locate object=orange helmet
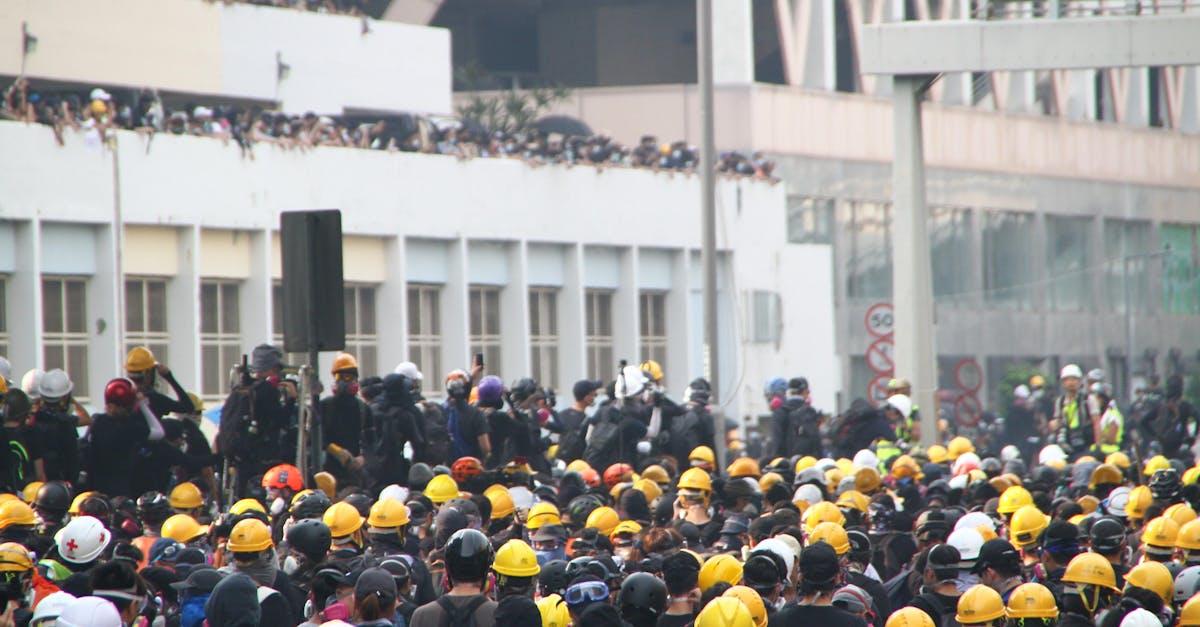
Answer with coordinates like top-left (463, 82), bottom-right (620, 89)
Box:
top-left (581, 468), bottom-right (601, 488)
top-left (262, 464), bottom-right (304, 491)
top-left (603, 464), bottom-right (634, 489)
top-left (452, 457), bottom-right (484, 484)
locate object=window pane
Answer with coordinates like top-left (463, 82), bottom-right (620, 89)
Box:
top-left (0, 278), bottom-right (7, 334)
top-left (407, 288), bottom-right (421, 335)
top-left (1046, 215), bottom-right (1092, 311)
top-left (546, 291), bottom-right (557, 335)
top-left (67, 345), bottom-right (88, 395)
top-left (359, 345), bottom-right (377, 376)
top-left (485, 289), bottom-right (500, 335)
top-left (43, 344), bottom-right (65, 373)
top-left (359, 288), bottom-right (376, 335)
top-left (148, 342), bottom-right (169, 366)
top-left (66, 280), bottom-right (87, 333)
top-left (844, 201), bottom-right (893, 300)
top-left (1162, 225), bottom-right (1198, 314)
top-left (983, 211), bottom-right (1034, 308)
top-left (125, 281), bottom-right (144, 333)
top-left (344, 288), bottom-right (358, 335)
top-left (147, 280), bottom-right (168, 332)
top-left (930, 207), bottom-right (972, 302)
top-left (469, 290), bottom-right (483, 336)
top-left (428, 289), bottom-right (440, 335)
top-left (201, 284), bottom-right (219, 334)
top-left (529, 292), bottom-right (541, 336)
top-left (598, 293), bottom-right (612, 335)
top-left (202, 345), bottom-right (220, 396)
top-left (221, 284), bottom-right (240, 333)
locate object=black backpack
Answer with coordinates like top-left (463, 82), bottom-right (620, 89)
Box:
top-left (584, 409), bottom-right (621, 469)
top-left (556, 410), bottom-right (587, 463)
top-left (434, 595), bottom-right (488, 627)
top-left (217, 387), bottom-right (256, 462)
top-left (910, 593), bottom-right (961, 627)
top-left (790, 404), bottom-right (820, 440)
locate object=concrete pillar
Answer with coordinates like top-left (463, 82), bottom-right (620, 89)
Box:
top-left (558, 244), bottom-right (587, 386)
top-left (666, 249), bottom-right (693, 394)
top-left (890, 75), bottom-right (937, 447)
top-left (614, 247), bottom-right (640, 366)
top-left (89, 223), bottom-right (121, 402)
top-left (170, 225), bottom-right (202, 393)
top-left (9, 220), bottom-right (42, 372)
top-left (443, 238), bottom-right (470, 372)
top-left (501, 240), bottom-right (531, 381)
top-left (244, 229), bottom-right (273, 351)
top-left (376, 236), bottom-right (407, 375)
top-left (712, 0), bottom-right (755, 84)
top-left (1126, 68), bottom-right (1150, 127)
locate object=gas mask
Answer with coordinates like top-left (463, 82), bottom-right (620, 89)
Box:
top-left (283, 553), bottom-right (304, 576)
top-left (270, 497), bottom-right (287, 517)
top-left (535, 546), bottom-right (565, 566)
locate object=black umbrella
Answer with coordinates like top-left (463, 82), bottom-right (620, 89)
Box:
top-left (535, 115), bottom-right (592, 138)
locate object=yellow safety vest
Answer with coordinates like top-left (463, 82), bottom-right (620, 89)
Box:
top-left (1098, 407), bottom-right (1125, 454)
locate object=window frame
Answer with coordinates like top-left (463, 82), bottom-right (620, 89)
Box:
top-left (200, 279), bottom-right (242, 400)
top-left (407, 283), bottom-right (443, 393)
top-left (529, 287), bottom-right (559, 390)
top-left (41, 276), bottom-right (90, 401)
top-left (124, 276), bottom-right (170, 365)
top-left (469, 285), bottom-right (503, 380)
top-left (585, 289), bottom-right (615, 381)
top-left (639, 290), bottom-right (668, 377)
top-left (343, 283), bottom-right (378, 376)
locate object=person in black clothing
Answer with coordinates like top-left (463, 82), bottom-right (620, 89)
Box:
top-left (491, 378), bottom-right (547, 473)
top-left (846, 530), bottom-right (891, 627)
top-left (908, 543), bottom-right (963, 626)
top-left (658, 552), bottom-right (701, 627)
top-left (84, 378), bottom-right (165, 498)
top-left (668, 379), bottom-right (716, 470)
top-left (33, 369), bottom-right (90, 485)
top-left (769, 542), bottom-right (867, 627)
top-left (585, 377), bottom-right (650, 471)
top-left (319, 354), bottom-right (371, 488)
top-left (554, 379), bottom-right (601, 463)
top-left (443, 370), bottom-right (492, 463)
top-left (124, 348), bottom-right (196, 419)
top-left (973, 539), bottom-right (1025, 603)
top-left (163, 399), bottom-right (220, 496)
top-left (770, 377), bottom-right (820, 458)
top-left (217, 345), bottom-right (297, 499)
top-left (364, 374), bottom-right (424, 490)
top-left (1, 389), bottom-right (44, 490)
top-left (91, 559), bottom-right (153, 627)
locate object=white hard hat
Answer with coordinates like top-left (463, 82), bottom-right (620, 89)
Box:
top-left (1000, 445), bottom-right (1021, 463)
top-left (508, 486), bottom-right (534, 512)
top-left (853, 449), bottom-right (879, 471)
top-left (1087, 368), bottom-right (1106, 382)
top-left (1060, 364), bottom-right (1083, 380)
top-left (792, 484), bottom-right (823, 506)
top-left (1104, 486), bottom-right (1130, 519)
top-left (751, 538), bottom-right (796, 581)
top-left (815, 458), bottom-right (838, 473)
top-left (54, 516), bottom-right (111, 564)
top-left (393, 362), bottom-right (423, 381)
top-left (948, 473), bottom-right (970, 491)
top-left (379, 484), bottom-right (409, 504)
top-left (1174, 565), bottom-right (1200, 603)
top-left (886, 394), bottom-right (913, 419)
top-left (0, 357), bottom-right (10, 381)
top-left (619, 365), bottom-right (647, 397)
top-left (952, 452), bottom-right (981, 477)
top-left (39, 368), bottom-right (73, 400)
top-left (31, 590), bottom-right (75, 625)
top-left (954, 512), bottom-right (996, 534)
top-left (947, 527), bottom-right (984, 565)
top-left (56, 596), bottom-right (123, 627)
top-left (1119, 609), bottom-right (1160, 627)
top-left (1038, 444), bottom-right (1068, 465)
top-left (1013, 384), bottom-right (1031, 400)
top-left (21, 369), bottom-right (44, 400)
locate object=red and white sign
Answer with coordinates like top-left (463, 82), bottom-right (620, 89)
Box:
top-left (865, 302), bottom-right (895, 338)
top-left (954, 393), bottom-right (983, 427)
top-left (867, 373), bottom-right (892, 405)
top-left (954, 359), bottom-right (983, 393)
top-left (865, 337), bottom-right (895, 375)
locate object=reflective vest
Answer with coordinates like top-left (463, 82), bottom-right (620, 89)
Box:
top-left (1098, 405), bottom-right (1125, 454)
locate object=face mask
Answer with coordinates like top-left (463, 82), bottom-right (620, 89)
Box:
top-left (270, 497), bottom-right (286, 516)
top-left (535, 547), bottom-right (565, 566)
top-left (283, 554), bottom-right (303, 576)
top-left (336, 380), bottom-right (360, 397)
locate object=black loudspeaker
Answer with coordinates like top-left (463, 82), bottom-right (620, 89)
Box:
top-left (280, 210), bottom-right (345, 353)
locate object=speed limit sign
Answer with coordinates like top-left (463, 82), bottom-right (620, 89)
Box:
top-left (865, 303), bottom-right (894, 338)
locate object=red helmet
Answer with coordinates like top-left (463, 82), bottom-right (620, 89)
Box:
top-left (262, 464), bottom-right (304, 491)
top-left (104, 378), bottom-right (137, 408)
top-left (581, 468), bottom-right (601, 488)
top-left (452, 457), bottom-right (484, 484)
top-left (604, 464), bottom-right (634, 489)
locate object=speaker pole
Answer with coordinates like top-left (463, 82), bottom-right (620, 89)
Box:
top-left (305, 215), bottom-right (323, 483)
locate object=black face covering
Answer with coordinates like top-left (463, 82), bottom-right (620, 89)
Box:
top-left (1061, 591), bottom-right (1089, 615)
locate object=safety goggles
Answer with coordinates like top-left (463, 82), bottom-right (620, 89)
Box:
top-left (564, 580), bottom-right (610, 606)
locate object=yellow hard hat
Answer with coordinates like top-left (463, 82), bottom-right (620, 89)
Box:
top-left (226, 518), bottom-right (273, 553)
top-left (0, 500), bottom-right (36, 530)
top-left (1124, 561), bottom-right (1173, 603)
top-left (424, 474), bottom-right (461, 504)
top-left (610, 520), bottom-right (643, 539)
top-left (633, 478), bottom-right (662, 503)
top-left (125, 346), bottom-right (157, 372)
top-left (891, 454), bottom-right (921, 480)
top-left (1144, 455), bottom-right (1171, 476)
top-left (484, 485), bottom-right (515, 519)
top-left (230, 498), bottom-right (266, 516)
top-left (640, 360), bottom-right (664, 383)
top-left (956, 584), bottom-right (1006, 624)
top-left (678, 468), bottom-right (713, 493)
top-left (835, 458), bottom-right (856, 475)
top-left (68, 491), bottom-right (96, 515)
top-left (1062, 552), bottom-right (1118, 590)
top-left (1178, 519), bottom-right (1200, 551)
top-left (997, 486), bottom-right (1033, 515)
top-left (758, 472), bottom-right (784, 492)
top-left (836, 490), bottom-right (869, 513)
top-left (926, 445), bottom-right (949, 466)
top-left (367, 498), bottom-right (410, 528)
top-left (1030, 375), bottom-right (1046, 388)
top-left (795, 456), bottom-right (818, 472)
top-left (1009, 505), bottom-right (1049, 548)
top-left (1140, 516), bottom-right (1180, 549)
top-left (290, 489), bottom-right (314, 506)
top-left (20, 482), bottom-right (42, 504)
top-left (727, 457), bottom-right (761, 479)
top-left (585, 506), bottom-right (619, 536)
top-left (1076, 495), bottom-right (1100, 515)
top-left (1076, 455), bottom-right (1098, 465)
top-left (1185, 467), bottom-right (1200, 487)
top-left (695, 596), bottom-right (755, 627)
top-left (537, 594), bottom-right (571, 627)
top-left (313, 472), bottom-right (337, 499)
top-left (809, 521), bottom-right (851, 555)
top-left (948, 437), bottom-right (975, 460)
top-left (641, 464), bottom-right (670, 485)
top-left (888, 607), bottom-right (936, 627)
top-left (1089, 464), bottom-right (1124, 489)
top-left (804, 501), bottom-right (846, 533)
top-left (698, 554), bottom-right (744, 593)
top-left (1105, 452), bottom-right (1131, 469)
top-left (723, 586), bottom-right (767, 627)
top-left (169, 482), bottom-right (203, 509)
top-left (989, 476), bottom-right (1014, 495)
top-left (854, 467), bottom-right (882, 493)
top-left (493, 539), bottom-right (541, 577)
top-left (186, 392), bottom-right (205, 413)
top-left (1126, 485), bottom-right (1153, 519)
top-left (1181, 595), bottom-right (1200, 626)
top-left (161, 514), bottom-right (206, 543)
top-left (824, 468), bottom-right (846, 492)
top-left (331, 352), bottom-right (359, 374)
top-left (689, 446), bottom-right (716, 465)
top-left (1005, 582), bottom-right (1059, 620)
top-left (323, 502), bottom-right (365, 538)
top-left (1167, 503), bottom-right (1198, 526)
top-left (526, 503), bottom-right (562, 530)
top-left (0, 543), bottom-right (33, 573)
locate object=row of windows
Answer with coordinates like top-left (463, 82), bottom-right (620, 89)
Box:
top-left (3, 278), bottom-right (670, 401)
top-left (791, 197), bottom-right (1198, 313)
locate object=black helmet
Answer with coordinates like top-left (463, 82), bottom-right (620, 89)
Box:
top-left (408, 463), bottom-right (434, 491)
top-left (846, 529), bottom-right (872, 565)
top-left (1150, 469), bottom-right (1182, 502)
top-left (286, 519), bottom-right (332, 558)
top-left (539, 560), bottom-right (569, 596)
top-left (445, 529), bottom-right (494, 583)
top-left (1089, 517), bottom-right (1126, 554)
top-left (566, 556), bottom-right (611, 582)
top-left (510, 378), bottom-right (538, 403)
top-left (980, 458), bottom-right (1003, 477)
top-left (2, 389), bottom-right (32, 419)
top-left (136, 491), bottom-right (171, 524)
top-left (35, 481), bottom-right (72, 517)
top-left (343, 493), bottom-right (374, 518)
top-left (617, 572), bottom-right (667, 620)
top-left (291, 491), bottom-right (332, 520)
top-left (566, 494), bottom-right (604, 528)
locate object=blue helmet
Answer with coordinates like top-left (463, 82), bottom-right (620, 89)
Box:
top-left (764, 377), bottom-right (787, 398)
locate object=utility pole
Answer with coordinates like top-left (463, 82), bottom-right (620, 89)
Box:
top-left (698, 0), bottom-right (723, 470)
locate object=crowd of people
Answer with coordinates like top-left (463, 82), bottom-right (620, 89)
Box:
top-left (0, 79), bottom-right (778, 179)
top-left (0, 346), bottom-right (1198, 627)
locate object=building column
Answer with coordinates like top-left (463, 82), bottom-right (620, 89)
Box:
top-left (501, 240), bottom-right (531, 381)
top-left (559, 244), bottom-right (586, 386)
top-left (89, 223), bottom-right (121, 402)
top-left (245, 228), bottom-right (273, 353)
top-left (377, 235), bottom-right (407, 375)
top-left (666, 249), bottom-right (692, 394)
top-left (443, 238), bottom-right (470, 372)
top-left (713, 0), bottom-right (755, 84)
top-left (614, 247), bottom-right (640, 367)
top-left (170, 225), bottom-right (202, 393)
top-left (9, 219), bottom-right (42, 372)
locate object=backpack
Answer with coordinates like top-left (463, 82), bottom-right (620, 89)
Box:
top-left (583, 409), bottom-right (621, 469)
top-left (669, 408), bottom-right (702, 461)
top-left (435, 595), bottom-right (488, 627)
top-left (911, 592), bottom-right (961, 627)
top-left (790, 404), bottom-right (820, 440)
top-left (1150, 399), bottom-right (1184, 451)
top-left (216, 387), bottom-right (256, 462)
top-left (556, 409), bottom-right (588, 462)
